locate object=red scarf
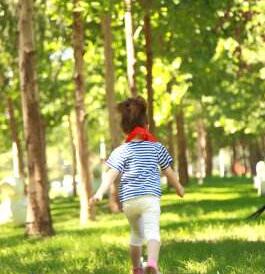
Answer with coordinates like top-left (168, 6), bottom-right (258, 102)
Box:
top-left (126, 126), bottom-right (157, 142)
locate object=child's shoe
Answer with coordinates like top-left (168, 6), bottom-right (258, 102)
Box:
top-left (144, 259), bottom-right (160, 274)
top-left (132, 266), bottom-right (144, 274)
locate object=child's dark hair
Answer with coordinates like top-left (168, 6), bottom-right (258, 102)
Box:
top-left (117, 96), bottom-right (148, 134)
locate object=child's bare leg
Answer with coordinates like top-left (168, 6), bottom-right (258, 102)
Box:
top-left (142, 197), bottom-right (161, 270)
top-left (147, 239), bottom-right (160, 266)
top-left (130, 245), bottom-right (142, 268)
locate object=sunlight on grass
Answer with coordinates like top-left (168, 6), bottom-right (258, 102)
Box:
top-left (182, 257), bottom-right (216, 274)
top-left (1, 177), bottom-right (265, 274)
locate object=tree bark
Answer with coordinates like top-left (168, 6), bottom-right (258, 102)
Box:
top-left (18, 0), bottom-right (53, 236)
top-left (167, 121), bottom-right (176, 164)
top-left (166, 80), bottom-right (176, 166)
top-left (248, 139), bottom-right (260, 176)
top-left (176, 108), bottom-right (189, 185)
top-left (101, 13), bottom-right (121, 213)
top-left (261, 135), bottom-right (265, 158)
top-left (143, 11), bottom-right (155, 134)
top-left (240, 139), bottom-right (248, 176)
top-left (166, 120), bottom-right (176, 188)
top-left (67, 114), bottom-right (77, 197)
top-left (73, 0), bottom-right (94, 223)
top-left (231, 140), bottom-right (238, 175)
top-left (6, 97), bottom-right (26, 183)
top-left (124, 0), bottom-right (137, 97)
top-left (196, 118), bottom-right (207, 182)
top-left (258, 135), bottom-right (265, 160)
top-left (205, 131), bottom-right (213, 177)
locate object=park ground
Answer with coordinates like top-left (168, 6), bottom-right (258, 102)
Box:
top-left (0, 177), bottom-right (265, 274)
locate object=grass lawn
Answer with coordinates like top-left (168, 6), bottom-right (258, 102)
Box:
top-left (1, 177), bottom-right (265, 274)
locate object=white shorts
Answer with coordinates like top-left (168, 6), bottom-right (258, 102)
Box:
top-left (123, 195), bottom-right (161, 246)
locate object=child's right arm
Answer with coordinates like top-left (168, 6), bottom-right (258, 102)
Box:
top-left (163, 166), bottom-right (184, 197)
top-left (90, 168), bottom-right (120, 203)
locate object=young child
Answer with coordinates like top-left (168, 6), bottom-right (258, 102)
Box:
top-left (90, 96), bottom-right (184, 274)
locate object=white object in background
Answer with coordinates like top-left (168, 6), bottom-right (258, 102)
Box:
top-left (0, 177), bottom-right (27, 225)
top-left (62, 175), bottom-right (74, 197)
top-left (254, 161), bottom-right (265, 196)
top-left (49, 180), bottom-right (62, 199)
top-left (0, 198), bottom-right (12, 224)
top-left (50, 176), bottom-right (79, 198)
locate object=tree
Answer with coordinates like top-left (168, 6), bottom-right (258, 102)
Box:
top-left (6, 96), bottom-right (25, 184)
top-left (67, 114), bottom-right (77, 196)
top-left (72, 0), bottom-right (95, 223)
top-left (101, 9), bottom-right (121, 212)
top-left (124, 0), bottom-right (137, 97)
top-left (176, 107), bottom-right (189, 185)
top-left (205, 132), bottom-right (213, 176)
top-left (142, 1), bottom-right (155, 133)
top-left (0, 0), bottom-right (25, 184)
top-left (18, 0), bottom-right (53, 236)
top-left (196, 117), bottom-right (207, 181)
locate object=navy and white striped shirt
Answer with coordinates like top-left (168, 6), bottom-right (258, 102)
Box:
top-left (106, 141), bottom-right (173, 202)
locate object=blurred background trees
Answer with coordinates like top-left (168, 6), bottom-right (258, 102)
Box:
top-left (0, 0), bottom-right (265, 236)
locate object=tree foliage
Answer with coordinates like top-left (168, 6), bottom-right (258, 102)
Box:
top-left (0, 0), bottom-right (264, 183)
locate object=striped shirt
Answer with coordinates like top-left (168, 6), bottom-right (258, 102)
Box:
top-left (106, 141), bottom-right (173, 202)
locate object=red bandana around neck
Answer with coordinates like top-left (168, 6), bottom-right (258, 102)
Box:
top-left (126, 126), bottom-right (157, 142)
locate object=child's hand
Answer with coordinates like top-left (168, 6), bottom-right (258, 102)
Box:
top-left (176, 183), bottom-right (184, 198)
top-left (89, 193), bottom-right (103, 205)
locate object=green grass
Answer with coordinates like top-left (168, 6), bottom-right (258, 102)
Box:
top-left (1, 177), bottom-right (265, 274)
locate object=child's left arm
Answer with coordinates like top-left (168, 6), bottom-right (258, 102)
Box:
top-left (90, 168), bottom-right (120, 203)
top-left (163, 166), bottom-right (184, 197)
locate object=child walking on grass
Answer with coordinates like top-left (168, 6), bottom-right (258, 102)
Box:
top-left (90, 96), bottom-right (184, 274)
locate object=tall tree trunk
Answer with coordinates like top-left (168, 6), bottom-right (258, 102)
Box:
top-left (67, 114), bottom-right (77, 197)
top-left (261, 135), bottom-right (265, 158)
top-left (101, 12), bottom-right (121, 213)
top-left (167, 120), bottom-right (175, 188)
top-left (18, 0), bottom-right (53, 236)
top-left (166, 80), bottom-right (176, 165)
top-left (6, 97), bottom-right (26, 183)
top-left (205, 131), bottom-right (213, 177)
top-left (196, 118), bottom-right (207, 182)
top-left (176, 108), bottom-right (189, 185)
top-left (258, 135), bottom-right (265, 160)
top-left (124, 0), bottom-right (137, 97)
top-left (143, 10), bottom-right (155, 134)
top-left (167, 121), bottom-right (176, 164)
top-left (231, 140), bottom-right (238, 175)
top-left (240, 139), bottom-right (248, 176)
top-left (73, 0), bottom-right (94, 223)
top-left (248, 138), bottom-right (261, 176)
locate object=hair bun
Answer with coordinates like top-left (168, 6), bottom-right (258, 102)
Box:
top-left (117, 96), bottom-right (148, 133)
top-left (135, 96), bottom-right (147, 111)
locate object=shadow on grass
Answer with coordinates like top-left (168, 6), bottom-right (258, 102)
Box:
top-left (188, 176), bottom-right (252, 185)
top-left (0, 233), bottom-right (25, 249)
top-left (161, 196), bottom-right (264, 216)
top-left (163, 176), bottom-right (254, 194)
top-left (51, 197), bottom-right (79, 221)
top-left (0, 228), bottom-right (47, 249)
top-left (160, 216), bottom-right (265, 237)
top-left (0, 245), bottom-right (66, 274)
top-left (1, 177), bottom-right (265, 274)
top-left (51, 196), bottom-right (114, 224)
top-left (1, 237), bottom-right (264, 274)
top-left (0, 242), bottom-right (129, 274)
